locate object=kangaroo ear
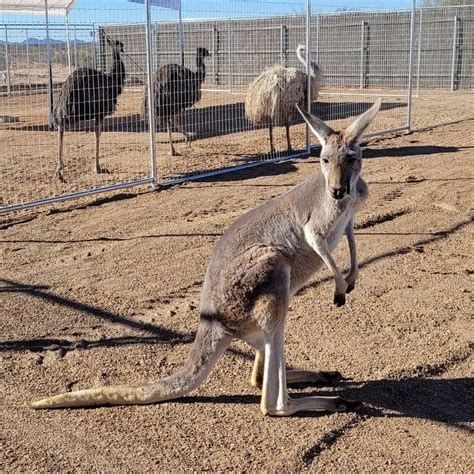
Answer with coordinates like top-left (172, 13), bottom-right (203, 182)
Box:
top-left (296, 104), bottom-right (334, 146)
top-left (344, 99), bottom-right (381, 145)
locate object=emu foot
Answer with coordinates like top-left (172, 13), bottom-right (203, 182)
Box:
top-left (95, 166), bottom-right (110, 174)
top-left (55, 166), bottom-right (66, 183)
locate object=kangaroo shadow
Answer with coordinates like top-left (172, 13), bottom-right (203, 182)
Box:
top-left (343, 377), bottom-right (473, 425)
top-left (177, 376), bottom-right (473, 428)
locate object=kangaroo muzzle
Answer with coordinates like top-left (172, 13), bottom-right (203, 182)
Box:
top-left (329, 185), bottom-right (347, 200)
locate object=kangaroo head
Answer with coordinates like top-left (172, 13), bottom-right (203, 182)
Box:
top-left (297, 100), bottom-right (381, 200)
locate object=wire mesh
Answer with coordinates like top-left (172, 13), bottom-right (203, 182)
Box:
top-left (1, 1), bottom-right (472, 213)
top-left (410, 5), bottom-right (474, 130)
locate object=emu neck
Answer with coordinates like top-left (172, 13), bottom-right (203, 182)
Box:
top-left (111, 51), bottom-right (125, 86)
top-left (196, 55), bottom-right (206, 83)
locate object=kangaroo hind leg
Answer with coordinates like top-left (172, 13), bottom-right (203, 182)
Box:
top-left (251, 351), bottom-right (343, 389)
top-left (261, 320), bottom-right (359, 416)
top-left (254, 267), bottom-right (359, 416)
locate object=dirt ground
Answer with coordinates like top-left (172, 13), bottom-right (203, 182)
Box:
top-left (1, 119), bottom-right (473, 471)
top-left (1, 85), bottom-right (472, 208)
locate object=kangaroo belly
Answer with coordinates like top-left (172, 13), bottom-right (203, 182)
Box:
top-left (289, 247), bottom-right (324, 295)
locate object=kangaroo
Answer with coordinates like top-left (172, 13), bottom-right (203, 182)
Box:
top-left (29, 100), bottom-right (381, 415)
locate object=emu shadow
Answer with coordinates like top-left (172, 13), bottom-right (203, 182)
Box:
top-left (161, 100), bottom-right (406, 141)
top-left (6, 101), bottom-right (405, 141)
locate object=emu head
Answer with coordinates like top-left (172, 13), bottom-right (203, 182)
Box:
top-left (297, 100), bottom-right (381, 200)
top-left (106, 38), bottom-right (124, 54)
top-left (197, 47), bottom-right (210, 58)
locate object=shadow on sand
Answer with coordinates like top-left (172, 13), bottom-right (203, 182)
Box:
top-left (7, 101), bottom-right (405, 140)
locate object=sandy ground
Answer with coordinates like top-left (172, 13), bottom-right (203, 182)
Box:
top-left (1, 120), bottom-right (473, 471)
top-left (1, 85), bottom-right (472, 208)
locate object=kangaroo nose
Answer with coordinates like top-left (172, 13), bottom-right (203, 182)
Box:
top-left (330, 187), bottom-right (346, 200)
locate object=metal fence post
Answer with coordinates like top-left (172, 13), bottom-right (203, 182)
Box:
top-left (44, 0), bottom-right (54, 130)
top-left (145, 0), bottom-right (157, 189)
top-left (65, 12), bottom-right (72, 73)
top-left (4, 26), bottom-right (11, 95)
top-left (305, 0), bottom-right (311, 152)
top-left (228, 19), bottom-right (233, 91)
top-left (416, 8), bottom-right (423, 97)
top-left (406, 0), bottom-right (416, 131)
top-left (212, 25), bottom-right (218, 85)
top-left (280, 24), bottom-right (289, 67)
top-left (73, 26), bottom-right (77, 68)
top-left (151, 21), bottom-right (157, 77)
top-left (97, 26), bottom-right (106, 71)
top-left (450, 16), bottom-right (459, 91)
top-left (25, 28), bottom-right (31, 87)
top-left (315, 14), bottom-right (320, 65)
top-left (92, 23), bottom-right (97, 69)
top-left (359, 21), bottom-right (367, 89)
top-left (280, 24), bottom-right (284, 65)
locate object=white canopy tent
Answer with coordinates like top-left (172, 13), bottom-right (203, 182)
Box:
top-left (1, 1), bottom-right (78, 126)
top-left (0, 0), bottom-right (76, 15)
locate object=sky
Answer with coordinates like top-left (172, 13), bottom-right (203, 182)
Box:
top-left (1, 0), bottom-right (418, 41)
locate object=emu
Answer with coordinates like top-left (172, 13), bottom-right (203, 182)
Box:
top-left (141, 47), bottom-right (210, 156)
top-left (245, 44), bottom-right (321, 154)
top-left (53, 38), bottom-right (125, 182)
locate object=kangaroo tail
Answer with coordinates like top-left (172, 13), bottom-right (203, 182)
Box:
top-left (28, 318), bottom-right (231, 409)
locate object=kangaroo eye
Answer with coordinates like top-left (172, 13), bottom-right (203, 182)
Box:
top-left (322, 158), bottom-right (329, 164)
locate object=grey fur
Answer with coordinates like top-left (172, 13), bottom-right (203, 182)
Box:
top-left (29, 100), bottom-right (381, 415)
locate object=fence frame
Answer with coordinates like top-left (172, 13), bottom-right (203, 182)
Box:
top-left (1, 2), bottom-right (473, 215)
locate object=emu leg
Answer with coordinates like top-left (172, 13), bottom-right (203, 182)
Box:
top-left (56, 127), bottom-right (65, 182)
top-left (94, 120), bottom-right (103, 173)
top-left (285, 123), bottom-right (293, 153)
top-left (268, 121), bottom-right (275, 154)
top-left (168, 119), bottom-right (179, 156)
top-left (177, 113), bottom-right (192, 148)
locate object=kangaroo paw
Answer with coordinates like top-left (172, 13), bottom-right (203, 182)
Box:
top-left (334, 293), bottom-right (346, 307)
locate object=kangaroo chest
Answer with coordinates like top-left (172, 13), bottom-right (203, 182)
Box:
top-left (327, 206), bottom-right (354, 251)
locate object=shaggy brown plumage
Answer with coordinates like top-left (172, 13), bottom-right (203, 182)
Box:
top-left (245, 45), bottom-right (321, 153)
top-left (53, 38), bottom-right (125, 181)
top-left (141, 47), bottom-right (210, 156)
